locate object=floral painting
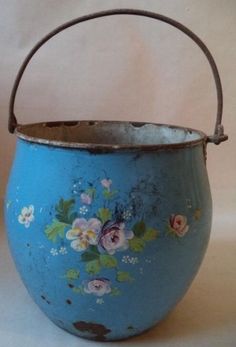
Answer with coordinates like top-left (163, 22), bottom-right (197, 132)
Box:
top-left (43, 178), bottom-right (160, 297)
top-left (168, 214), bottom-right (189, 237)
top-left (17, 177), bottom-right (199, 299)
top-left (18, 205), bottom-right (34, 228)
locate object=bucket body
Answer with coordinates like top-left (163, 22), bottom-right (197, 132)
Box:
top-left (5, 7), bottom-right (227, 341)
top-left (5, 135), bottom-right (212, 341)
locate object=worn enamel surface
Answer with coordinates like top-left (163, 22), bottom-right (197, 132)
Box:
top-left (5, 137), bottom-right (212, 341)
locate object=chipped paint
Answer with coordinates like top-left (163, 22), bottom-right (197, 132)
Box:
top-left (73, 321), bottom-right (111, 341)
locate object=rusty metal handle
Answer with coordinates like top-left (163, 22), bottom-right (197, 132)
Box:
top-left (9, 8), bottom-right (228, 144)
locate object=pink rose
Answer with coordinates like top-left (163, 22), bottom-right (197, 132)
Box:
top-left (83, 278), bottom-right (111, 296)
top-left (169, 214), bottom-right (189, 237)
top-left (101, 179), bottom-right (112, 190)
top-left (80, 193), bottom-right (92, 205)
top-left (98, 221), bottom-right (134, 255)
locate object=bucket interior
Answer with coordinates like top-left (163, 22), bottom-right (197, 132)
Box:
top-left (16, 121), bottom-right (205, 149)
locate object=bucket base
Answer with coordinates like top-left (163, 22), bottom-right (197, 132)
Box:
top-left (51, 317), bottom-right (156, 341)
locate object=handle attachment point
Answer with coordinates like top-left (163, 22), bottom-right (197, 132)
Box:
top-left (207, 124), bottom-right (228, 144)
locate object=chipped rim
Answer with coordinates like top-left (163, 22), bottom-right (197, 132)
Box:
top-left (15, 120), bottom-right (208, 152)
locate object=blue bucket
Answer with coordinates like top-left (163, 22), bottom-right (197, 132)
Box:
top-left (5, 9), bottom-right (228, 341)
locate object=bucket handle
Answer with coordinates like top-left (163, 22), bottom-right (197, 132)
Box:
top-left (9, 8), bottom-right (228, 144)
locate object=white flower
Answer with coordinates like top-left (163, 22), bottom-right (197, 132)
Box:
top-left (6, 201), bottom-right (12, 209)
top-left (50, 248), bottom-right (58, 256)
top-left (122, 210), bottom-right (132, 220)
top-left (96, 298), bottom-right (104, 305)
top-left (18, 205), bottom-right (34, 228)
top-left (122, 255), bottom-right (139, 264)
top-left (59, 247), bottom-right (67, 255)
top-left (130, 257), bottom-right (138, 264)
top-left (72, 181), bottom-right (82, 194)
top-left (122, 255), bottom-right (129, 263)
top-left (79, 206), bottom-right (88, 215)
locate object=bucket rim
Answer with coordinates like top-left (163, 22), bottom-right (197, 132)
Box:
top-left (15, 120), bottom-right (207, 152)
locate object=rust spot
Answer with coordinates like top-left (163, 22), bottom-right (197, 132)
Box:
top-left (66, 299), bottom-right (72, 305)
top-left (88, 121), bottom-right (96, 126)
top-left (73, 321), bottom-right (111, 341)
top-left (44, 121), bottom-right (62, 128)
top-left (41, 295), bottom-right (50, 304)
top-left (63, 121), bottom-right (78, 126)
top-left (86, 147), bottom-right (118, 154)
top-left (127, 325), bottom-right (134, 330)
top-left (194, 208), bottom-right (202, 220)
top-left (131, 122), bottom-right (146, 128)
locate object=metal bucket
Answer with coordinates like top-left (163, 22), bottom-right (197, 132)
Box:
top-left (5, 9), bottom-right (228, 341)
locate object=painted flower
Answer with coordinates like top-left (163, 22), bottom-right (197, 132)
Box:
top-left (59, 246), bottom-right (67, 255)
top-left (84, 278), bottom-right (111, 296)
top-left (101, 178), bottom-right (112, 190)
top-left (79, 206), bottom-right (88, 215)
top-left (98, 221), bottom-right (134, 255)
top-left (80, 193), bottom-right (92, 205)
top-left (50, 248), bottom-right (58, 256)
top-left (122, 209), bottom-right (132, 220)
top-left (66, 218), bottom-right (102, 251)
top-left (18, 205), bottom-right (34, 228)
top-left (169, 214), bottom-right (189, 237)
top-left (122, 255), bottom-right (139, 264)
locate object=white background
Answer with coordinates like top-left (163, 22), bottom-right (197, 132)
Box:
top-left (0, 1), bottom-right (235, 346)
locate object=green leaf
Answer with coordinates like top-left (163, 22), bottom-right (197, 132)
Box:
top-left (129, 237), bottom-right (145, 252)
top-left (86, 187), bottom-right (96, 198)
top-left (143, 227), bottom-right (159, 241)
top-left (116, 271), bottom-right (134, 282)
top-left (85, 260), bottom-right (101, 275)
top-left (110, 287), bottom-right (121, 296)
top-left (133, 221), bottom-right (146, 237)
top-left (45, 220), bottom-right (67, 243)
top-left (100, 254), bottom-right (117, 268)
top-left (89, 245), bottom-right (100, 254)
top-left (103, 190), bottom-right (118, 199)
top-left (68, 212), bottom-right (78, 225)
top-left (97, 208), bottom-right (112, 223)
top-left (57, 198), bottom-right (63, 211)
top-left (55, 198), bottom-right (74, 213)
top-left (72, 286), bottom-right (84, 294)
top-left (81, 251), bottom-right (100, 262)
top-left (55, 198), bottom-right (75, 224)
top-left (194, 208), bottom-right (201, 220)
top-left (65, 269), bottom-right (80, 281)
